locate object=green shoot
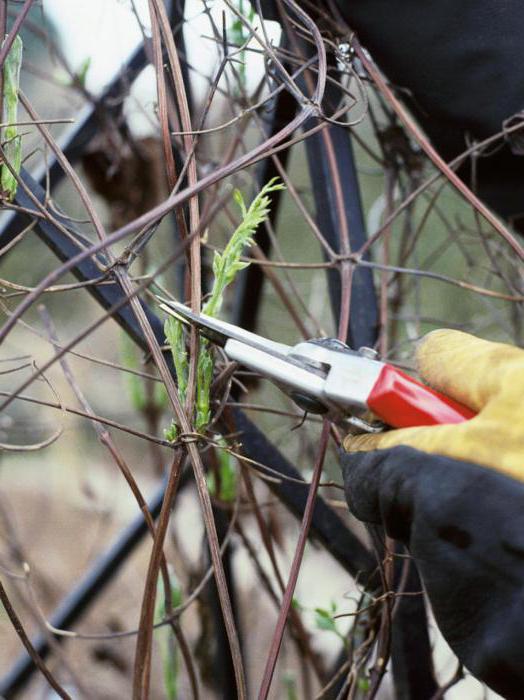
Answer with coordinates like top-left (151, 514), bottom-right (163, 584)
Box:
top-left (314, 601), bottom-right (347, 648)
top-left (164, 177), bottom-right (284, 437)
top-left (207, 438), bottom-right (237, 502)
top-left (164, 422), bottom-right (179, 443)
top-left (1, 35), bottom-right (23, 201)
top-left (76, 56), bottom-right (91, 88)
top-left (195, 177), bottom-right (283, 430)
top-left (203, 177), bottom-right (284, 318)
top-left (154, 568), bottom-right (183, 700)
top-left (195, 342), bottom-right (213, 431)
top-left (165, 316), bottom-right (189, 404)
top-left (164, 315), bottom-right (189, 440)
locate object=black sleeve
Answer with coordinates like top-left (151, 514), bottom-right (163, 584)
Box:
top-left (260, 0), bottom-right (524, 226)
top-left (338, 1), bottom-right (524, 224)
top-left (341, 446), bottom-right (524, 700)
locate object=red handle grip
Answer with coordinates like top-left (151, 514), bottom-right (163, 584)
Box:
top-left (367, 365), bottom-right (476, 429)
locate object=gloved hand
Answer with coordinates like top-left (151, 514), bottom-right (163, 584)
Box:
top-left (341, 330), bottom-right (524, 699)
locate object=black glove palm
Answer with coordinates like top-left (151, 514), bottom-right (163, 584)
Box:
top-left (342, 446), bottom-right (524, 699)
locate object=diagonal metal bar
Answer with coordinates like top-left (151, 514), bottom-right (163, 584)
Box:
top-left (302, 76), bottom-right (378, 349)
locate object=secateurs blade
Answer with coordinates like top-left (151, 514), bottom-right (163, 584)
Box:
top-left (158, 298), bottom-right (476, 430)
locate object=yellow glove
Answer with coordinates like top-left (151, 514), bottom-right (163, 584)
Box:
top-left (341, 331), bottom-right (524, 698)
top-left (344, 330), bottom-right (524, 480)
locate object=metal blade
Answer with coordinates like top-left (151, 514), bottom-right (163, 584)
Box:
top-left (156, 298), bottom-right (292, 358)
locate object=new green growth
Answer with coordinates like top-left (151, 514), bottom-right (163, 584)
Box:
top-left (164, 177), bottom-right (284, 438)
top-left (1, 35), bottom-right (23, 201)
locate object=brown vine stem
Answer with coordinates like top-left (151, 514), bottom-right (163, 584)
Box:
top-left (239, 471), bottom-right (327, 684)
top-left (34, 502), bottom-right (240, 645)
top-left (147, 0), bottom-right (177, 191)
top-left (353, 38), bottom-right (524, 261)
top-left (113, 271), bottom-right (246, 700)
top-left (357, 118), bottom-right (524, 262)
top-left (0, 580), bottom-right (71, 699)
top-left (257, 419), bottom-right (331, 699)
top-left (36, 307), bottom-right (197, 700)
top-left (19, 93), bottom-right (107, 241)
top-left (0, 389), bottom-right (170, 446)
top-left (0, 0), bottom-right (6, 123)
top-left (274, 0), bottom-right (353, 341)
top-left (148, 0), bottom-right (202, 418)
top-left (201, 247), bottom-right (524, 301)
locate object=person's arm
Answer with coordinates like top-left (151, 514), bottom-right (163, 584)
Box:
top-left (342, 331), bottom-right (524, 699)
top-left (261, 1), bottom-right (524, 228)
top-left (341, 1), bottom-right (524, 227)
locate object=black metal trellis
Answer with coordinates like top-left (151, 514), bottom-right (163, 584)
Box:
top-left (0, 3), bottom-right (442, 697)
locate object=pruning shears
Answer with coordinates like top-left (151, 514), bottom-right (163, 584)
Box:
top-left (158, 298), bottom-right (476, 432)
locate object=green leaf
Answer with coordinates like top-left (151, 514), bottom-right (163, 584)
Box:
top-left (154, 568), bottom-right (183, 700)
top-left (164, 316), bottom-right (188, 404)
top-left (212, 250), bottom-right (222, 278)
top-left (314, 607), bottom-right (338, 634)
top-left (357, 677), bottom-right (370, 692)
top-left (164, 422), bottom-right (179, 443)
top-left (195, 343), bottom-right (214, 431)
top-left (1, 35), bottom-right (23, 201)
top-left (76, 56), bottom-right (91, 88)
top-left (233, 188), bottom-right (244, 209)
top-left (208, 438), bottom-right (237, 502)
top-left (202, 178), bottom-right (285, 320)
top-left (231, 260), bottom-right (250, 274)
